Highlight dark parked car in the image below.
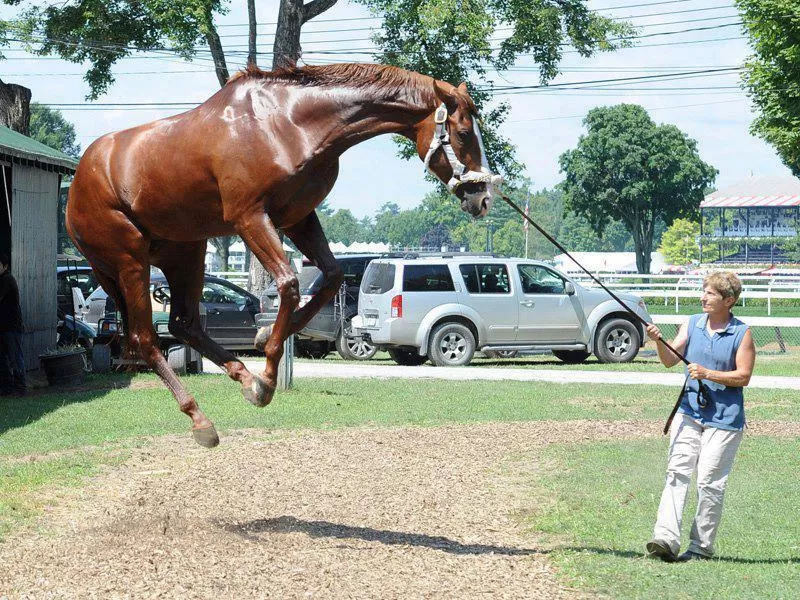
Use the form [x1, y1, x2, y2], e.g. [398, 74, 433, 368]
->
[56, 264, 98, 318]
[256, 254, 380, 360]
[87, 273, 261, 351]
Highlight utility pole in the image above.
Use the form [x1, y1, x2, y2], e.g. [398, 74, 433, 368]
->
[524, 193, 530, 259]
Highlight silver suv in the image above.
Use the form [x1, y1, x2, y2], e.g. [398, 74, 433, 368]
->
[353, 255, 652, 366]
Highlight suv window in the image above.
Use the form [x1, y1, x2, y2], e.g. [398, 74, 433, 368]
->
[459, 264, 511, 294]
[403, 264, 455, 292]
[342, 259, 369, 287]
[362, 262, 396, 294]
[518, 264, 566, 294]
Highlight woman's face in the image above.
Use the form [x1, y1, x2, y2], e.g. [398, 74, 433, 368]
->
[701, 285, 734, 313]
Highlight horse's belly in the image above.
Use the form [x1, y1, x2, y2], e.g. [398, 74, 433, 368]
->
[132, 193, 233, 241]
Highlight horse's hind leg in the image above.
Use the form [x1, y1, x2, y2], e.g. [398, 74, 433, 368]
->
[73, 216, 219, 447]
[117, 256, 220, 447]
[152, 240, 271, 407]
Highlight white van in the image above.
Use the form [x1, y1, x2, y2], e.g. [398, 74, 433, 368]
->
[353, 255, 652, 366]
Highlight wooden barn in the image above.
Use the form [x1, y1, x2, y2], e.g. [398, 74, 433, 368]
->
[0, 125, 79, 370]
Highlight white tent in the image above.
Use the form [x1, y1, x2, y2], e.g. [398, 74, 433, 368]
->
[329, 241, 390, 254]
[553, 251, 666, 274]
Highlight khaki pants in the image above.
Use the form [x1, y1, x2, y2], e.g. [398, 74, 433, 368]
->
[653, 413, 743, 557]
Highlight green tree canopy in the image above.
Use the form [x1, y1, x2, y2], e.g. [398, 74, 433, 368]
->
[29, 103, 81, 157]
[736, 0, 800, 175]
[659, 218, 700, 266]
[360, 0, 634, 181]
[559, 104, 717, 273]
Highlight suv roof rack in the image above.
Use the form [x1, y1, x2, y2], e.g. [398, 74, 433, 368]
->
[379, 252, 501, 260]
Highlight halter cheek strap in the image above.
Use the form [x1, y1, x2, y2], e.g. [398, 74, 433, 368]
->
[423, 103, 503, 193]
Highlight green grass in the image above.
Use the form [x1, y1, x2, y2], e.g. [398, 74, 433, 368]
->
[1, 373, 798, 594]
[523, 437, 800, 599]
[2, 375, 798, 457]
[316, 350, 800, 377]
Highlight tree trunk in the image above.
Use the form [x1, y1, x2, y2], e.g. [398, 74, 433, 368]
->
[630, 213, 654, 274]
[272, 0, 305, 70]
[0, 80, 32, 135]
[247, 0, 257, 68]
[202, 6, 229, 87]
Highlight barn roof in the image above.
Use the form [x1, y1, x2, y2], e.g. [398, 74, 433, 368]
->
[701, 175, 800, 208]
[0, 124, 79, 174]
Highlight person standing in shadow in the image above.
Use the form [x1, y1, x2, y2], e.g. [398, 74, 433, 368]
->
[0, 253, 27, 396]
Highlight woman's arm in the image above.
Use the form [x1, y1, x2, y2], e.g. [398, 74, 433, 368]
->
[646, 322, 688, 369]
[687, 329, 756, 387]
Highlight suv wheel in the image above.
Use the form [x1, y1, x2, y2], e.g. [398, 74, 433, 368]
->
[388, 348, 428, 366]
[594, 318, 640, 363]
[336, 318, 378, 361]
[428, 322, 476, 367]
[552, 350, 590, 364]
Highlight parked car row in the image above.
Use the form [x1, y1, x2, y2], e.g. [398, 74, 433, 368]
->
[58, 252, 652, 369]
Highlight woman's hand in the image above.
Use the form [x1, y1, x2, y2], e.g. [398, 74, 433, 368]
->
[646, 323, 662, 342]
[687, 363, 710, 380]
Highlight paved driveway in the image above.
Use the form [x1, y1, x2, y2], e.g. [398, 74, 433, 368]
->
[206, 360, 800, 390]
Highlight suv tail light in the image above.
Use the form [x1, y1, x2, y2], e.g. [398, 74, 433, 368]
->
[391, 294, 402, 318]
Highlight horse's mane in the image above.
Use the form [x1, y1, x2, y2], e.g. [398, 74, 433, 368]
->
[227, 63, 436, 102]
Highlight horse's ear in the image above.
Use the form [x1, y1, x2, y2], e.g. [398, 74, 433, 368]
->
[434, 80, 459, 114]
[457, 81, 468, 93]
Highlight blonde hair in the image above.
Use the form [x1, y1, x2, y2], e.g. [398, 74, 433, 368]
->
[703, 271, 742, 302]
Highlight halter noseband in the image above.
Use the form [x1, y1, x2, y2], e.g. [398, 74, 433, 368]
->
[423, 103, 503, 193]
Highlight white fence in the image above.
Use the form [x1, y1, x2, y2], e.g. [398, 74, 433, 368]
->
[569, 273, 800, 315]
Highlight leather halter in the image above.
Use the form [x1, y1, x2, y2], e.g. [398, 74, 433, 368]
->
[423, 103, 503, 193]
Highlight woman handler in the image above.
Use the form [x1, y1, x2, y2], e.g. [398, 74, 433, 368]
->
[645, 271, 755, 562]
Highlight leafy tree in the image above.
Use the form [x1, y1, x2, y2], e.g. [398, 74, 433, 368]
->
[419, 223, 453, 250]
[659, 218, 701, 265]
[373, 202, 401, 242]
[322, 208, 364, 245]
[559, 104, 717, 273]
[386, 209, 431, 248]
[736, 0, 800, 175]
[360, 0, 634, 180]
[492, 219, 524, 258]
[29, 103, 81, 157]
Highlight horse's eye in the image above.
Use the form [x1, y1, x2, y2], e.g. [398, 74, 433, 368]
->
[457, 130, 470, 141]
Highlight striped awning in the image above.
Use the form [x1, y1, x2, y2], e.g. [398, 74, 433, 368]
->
[701, 175, 800, 208]
[701, 194, 800, 208]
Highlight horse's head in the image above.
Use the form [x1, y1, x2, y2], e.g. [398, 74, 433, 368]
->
[416, 81, 502, 219]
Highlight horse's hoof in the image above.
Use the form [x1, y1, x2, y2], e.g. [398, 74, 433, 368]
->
[254, 325, 273, 352]
[192, 424, 220, 448]
[242, 374, 274, 407]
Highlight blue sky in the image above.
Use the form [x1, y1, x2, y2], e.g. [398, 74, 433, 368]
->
[0, 0, 792, 219]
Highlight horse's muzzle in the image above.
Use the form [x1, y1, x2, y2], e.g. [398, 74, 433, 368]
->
[457, 181, 493, 218]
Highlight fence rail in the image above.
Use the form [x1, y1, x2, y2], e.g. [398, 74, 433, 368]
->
[650, 314, 800, 353]
[569, 273, 800, 314]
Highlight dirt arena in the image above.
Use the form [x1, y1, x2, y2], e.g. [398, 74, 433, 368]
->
[1, 420, 791, 598]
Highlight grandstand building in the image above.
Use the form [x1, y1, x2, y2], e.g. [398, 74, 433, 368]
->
[700, 175, 799, 264]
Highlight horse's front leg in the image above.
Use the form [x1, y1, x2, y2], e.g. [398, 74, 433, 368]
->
[236, 213, 299, 405]
[280, 211, 343, 334]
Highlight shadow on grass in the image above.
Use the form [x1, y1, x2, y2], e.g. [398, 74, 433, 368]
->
[215, 515, 546, 556]
[561, 546, 800, 565]
[0, 372, 135, 437]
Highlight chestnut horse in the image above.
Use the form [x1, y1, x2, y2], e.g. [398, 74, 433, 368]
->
[67, 63, 501, 447]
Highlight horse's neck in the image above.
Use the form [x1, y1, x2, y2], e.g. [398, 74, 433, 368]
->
[283, 81, 434, 154]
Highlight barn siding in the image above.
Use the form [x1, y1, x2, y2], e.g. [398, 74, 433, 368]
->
[11, 164, 59, 370]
